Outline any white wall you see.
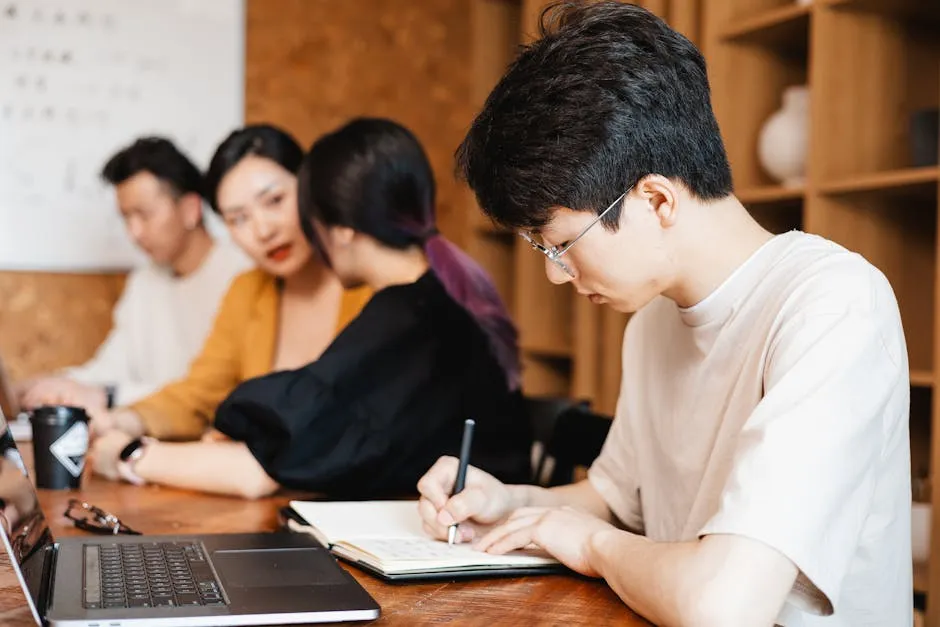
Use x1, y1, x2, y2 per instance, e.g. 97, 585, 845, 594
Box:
0, 0, 244, 271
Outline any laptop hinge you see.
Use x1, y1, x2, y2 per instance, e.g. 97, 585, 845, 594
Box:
37, 542, 58, 622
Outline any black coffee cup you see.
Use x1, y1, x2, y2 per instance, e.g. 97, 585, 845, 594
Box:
29, 405, 90, 490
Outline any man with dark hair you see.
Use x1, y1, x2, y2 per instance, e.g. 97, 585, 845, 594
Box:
417, 3, 910, 626
17, 137, 249, 412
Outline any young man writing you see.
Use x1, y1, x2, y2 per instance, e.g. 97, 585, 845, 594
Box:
17, 137, 250, 413
417, 2, 911, 625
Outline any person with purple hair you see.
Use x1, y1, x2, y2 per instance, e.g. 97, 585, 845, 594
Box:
82, 118, 531, 500
186, 117, 531, 498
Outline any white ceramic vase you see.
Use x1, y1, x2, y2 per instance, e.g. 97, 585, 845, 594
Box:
757, 85, 809, 188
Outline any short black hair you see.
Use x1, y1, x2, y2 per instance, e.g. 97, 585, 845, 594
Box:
456, 0, 733, 231
203, 124, 304, 213
101, 137, 202, 198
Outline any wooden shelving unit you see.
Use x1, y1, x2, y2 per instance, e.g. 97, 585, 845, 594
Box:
705, 0, 940, 621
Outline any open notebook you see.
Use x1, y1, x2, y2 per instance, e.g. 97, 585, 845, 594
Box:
286, 500, 565, 581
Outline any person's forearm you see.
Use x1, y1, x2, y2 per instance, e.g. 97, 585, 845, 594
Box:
510, 479, 616, 522
134, 441, 279, 499
588, 530, 792, 627
112, 410, 146, 438
587, 529, 701, 626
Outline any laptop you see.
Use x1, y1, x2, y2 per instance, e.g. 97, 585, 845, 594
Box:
0, 415, 380, 626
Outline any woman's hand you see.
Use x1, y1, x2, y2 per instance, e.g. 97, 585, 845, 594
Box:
88, 430, 134, 481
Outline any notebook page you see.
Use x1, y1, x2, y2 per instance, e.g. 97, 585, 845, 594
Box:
289, 500, 425, 543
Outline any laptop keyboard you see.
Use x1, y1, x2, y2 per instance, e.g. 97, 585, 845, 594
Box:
83, 541, 227, 609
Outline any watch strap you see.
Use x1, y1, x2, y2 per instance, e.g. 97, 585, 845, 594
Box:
119, 437, 145, 462
117, 437, 153, 486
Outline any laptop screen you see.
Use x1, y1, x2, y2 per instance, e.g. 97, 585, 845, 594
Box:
0, 354, 22, 420
0, 412, 55, 624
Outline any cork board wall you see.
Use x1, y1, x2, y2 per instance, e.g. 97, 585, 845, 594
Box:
245, 0, 474, 244
0, 0, 474, 378
0, 273, 126, 379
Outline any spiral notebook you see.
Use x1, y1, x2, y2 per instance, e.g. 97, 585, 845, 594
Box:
285, 500, 564, 581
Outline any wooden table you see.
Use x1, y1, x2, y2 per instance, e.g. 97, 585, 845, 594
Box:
0, 466, 647, 625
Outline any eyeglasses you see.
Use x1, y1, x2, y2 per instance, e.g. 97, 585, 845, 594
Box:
64, 499, 141, 536
519, 188, 632, 278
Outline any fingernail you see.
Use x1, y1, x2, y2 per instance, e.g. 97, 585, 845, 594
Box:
460, 527, 474, 542
437, 511, 454, 526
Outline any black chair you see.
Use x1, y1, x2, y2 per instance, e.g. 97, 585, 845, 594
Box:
525, 396, 613, 487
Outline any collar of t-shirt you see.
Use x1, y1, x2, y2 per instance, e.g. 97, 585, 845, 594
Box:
677, 230, 801, 329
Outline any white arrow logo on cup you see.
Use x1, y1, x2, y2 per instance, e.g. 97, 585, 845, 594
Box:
49, 422, 89, 478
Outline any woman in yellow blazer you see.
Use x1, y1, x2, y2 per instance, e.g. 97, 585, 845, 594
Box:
91, 125, 370, 441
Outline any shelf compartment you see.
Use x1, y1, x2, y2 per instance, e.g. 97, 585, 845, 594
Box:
706, 2, 809, 191
915, 560, 929, 595
745, 201, 804, 235
721, 3, 811, 54
811, 7, 939, 180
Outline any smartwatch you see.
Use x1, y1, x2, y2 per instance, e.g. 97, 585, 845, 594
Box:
117, 437, 153, 485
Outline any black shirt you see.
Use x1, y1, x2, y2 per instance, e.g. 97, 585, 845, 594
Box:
214, 270, 532, 497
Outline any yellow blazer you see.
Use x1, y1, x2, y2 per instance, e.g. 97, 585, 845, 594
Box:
130, 269, 371, 440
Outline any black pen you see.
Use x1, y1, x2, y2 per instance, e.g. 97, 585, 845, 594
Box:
448, 418, 475, 545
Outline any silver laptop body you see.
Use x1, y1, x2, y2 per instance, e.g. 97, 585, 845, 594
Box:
0, 424, 380, 626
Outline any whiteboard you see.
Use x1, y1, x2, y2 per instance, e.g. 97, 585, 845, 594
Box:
0, 0, 244, 272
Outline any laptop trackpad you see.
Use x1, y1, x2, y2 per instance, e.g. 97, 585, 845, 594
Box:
212, 548, 346, 587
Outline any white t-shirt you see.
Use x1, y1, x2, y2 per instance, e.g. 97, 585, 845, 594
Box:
66, 242, 251, 405
589, 230, 912, 626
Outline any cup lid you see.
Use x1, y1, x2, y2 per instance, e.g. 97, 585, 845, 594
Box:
29, 405, 89, 424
